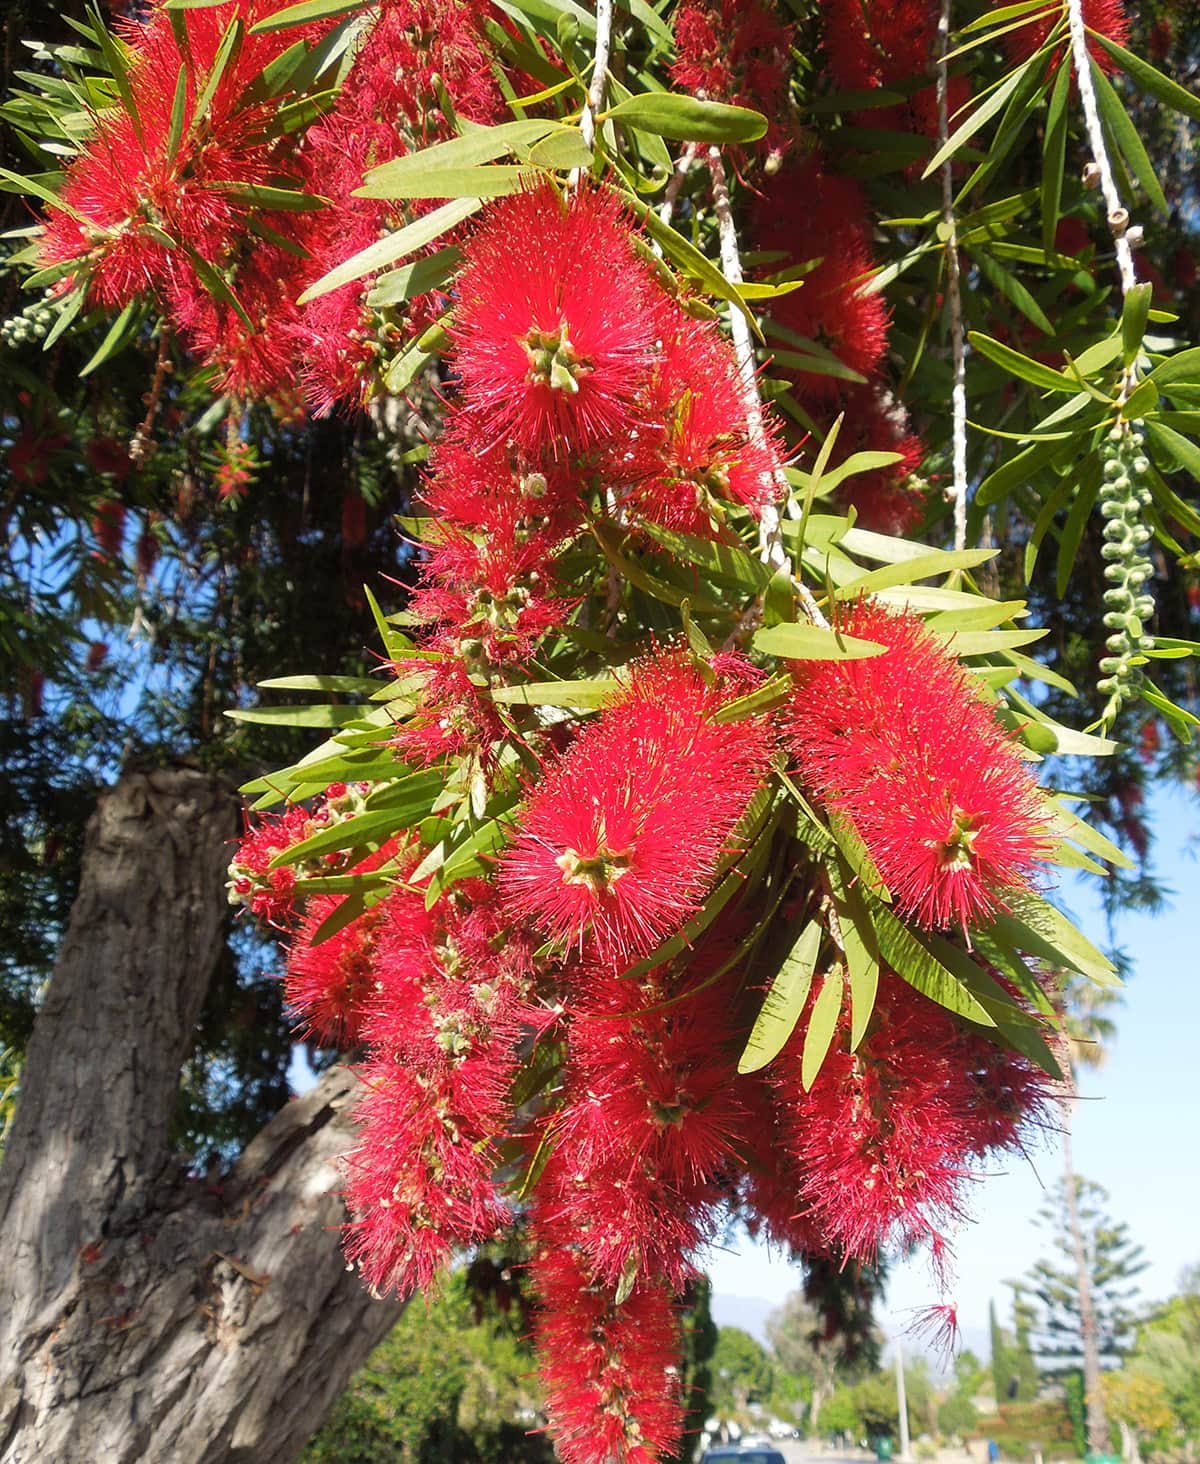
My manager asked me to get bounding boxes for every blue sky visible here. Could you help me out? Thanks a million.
[705,782,1200,1359]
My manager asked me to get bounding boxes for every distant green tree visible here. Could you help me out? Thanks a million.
[302,1272,551,1464]
[955,1350,987,1400]
[818,1387,862,1439]
[674,1277,718,1464]
[939,1392,979,1440]
[991,1300,1016,1404]
[711,1327,774,1413]
[1121,1264,1200,1447]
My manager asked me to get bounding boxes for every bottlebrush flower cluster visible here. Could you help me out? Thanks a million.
[40,0,502,408]
[752,155,927,535]
[213,174,1077,1463]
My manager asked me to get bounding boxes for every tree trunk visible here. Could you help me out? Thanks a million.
[0,766,402,1464]
[1061,1124,1108,1456]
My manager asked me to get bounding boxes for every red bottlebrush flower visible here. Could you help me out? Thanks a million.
[10,428,67,486]
[39,2,318,308]
[752,160,890,400]
[624,311,783,534]
[342,881,536,1298]
[227,802,313,927]
[671,0,795,158]
[389,656,509,769]
[285,898,387,1048]
[531,1244,685,1464]
[135,524,160,579]
[1003,0,1129,73]
[422,436,582,540]
[531,950,747,1292]
[784,601,1050,931]
[764,973,1054,1266]
[500,653,772,964]
[92,499,127,558]
[86,436,132,480]
[450,184,670,459]
[906,1302,962,1361]
[818,0,939,94]
[85,641,109,672]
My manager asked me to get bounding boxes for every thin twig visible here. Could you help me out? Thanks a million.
[937,0,968,552]
[578,0,614,154]
[1066,0,1138,309]
[705,145,829,628]
[659,140,699,227]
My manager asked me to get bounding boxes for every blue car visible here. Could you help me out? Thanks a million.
[699,1449,787,1464]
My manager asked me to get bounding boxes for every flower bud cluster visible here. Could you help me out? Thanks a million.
[1097,422,1156,718]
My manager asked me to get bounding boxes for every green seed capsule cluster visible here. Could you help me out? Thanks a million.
[1097,422,1155,719]
[1,295,57,349]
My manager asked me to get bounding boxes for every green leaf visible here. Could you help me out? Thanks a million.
[355,162,531,203]
[258,674,382,693]
[737,920,820,1074]
[835,547,997,598]
[0,165,86,221]
[627,198,758,331]
[1089,63,1167,216]
[358,120,560,196]
[976,434,1069,508]
[1055,452,1102,598]
[524,127,592,170]
[602,93,767,144]
[640,523,770,592]
[1047,799,1135,870]
[1145,420,1200,480]
[827,861,880,1050]
[923,56,1035,178]
[299,197,483,302]
[801,969,844,1091]
[204,182,329,211]
[868,900,994,1024]
[968,331,1076,391]
[986,894,1120,986]
[973,249,1054,336]
[190,16,242,136]
[752,623,886,661]
[1041,60,1070,256]
[78,297,140,377]
[489,678,616,709]
[367,246,460,307]
[1148,346,1200,389]
[1094,33,1200,125]
[248,0,366,32]
[1120,280,1154,369]
[225,703,369,728]
[712,674,792,724]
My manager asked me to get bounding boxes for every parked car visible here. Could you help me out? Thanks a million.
[699,1447,788,1464]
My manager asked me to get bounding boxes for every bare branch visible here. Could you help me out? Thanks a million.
[937,0,969,552]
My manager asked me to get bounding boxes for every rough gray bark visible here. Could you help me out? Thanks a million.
[0,766,402,1464]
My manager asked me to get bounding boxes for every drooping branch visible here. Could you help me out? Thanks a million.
[579,0,615,154]
[705,146,829,628]
[937,0,968,552]
[1066,0,1138,304]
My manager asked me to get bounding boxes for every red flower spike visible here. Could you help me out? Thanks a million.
[785,600,1050,932]
[501,652,772,964]
[285,899,386,1049]
[671,0,795,159]
[531,953,748,1292]
[764,973,1055,1267]
[450,184,670,460]
[624,311,783,534]
[531,1245,685,1464]
[342,881,538,1300]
